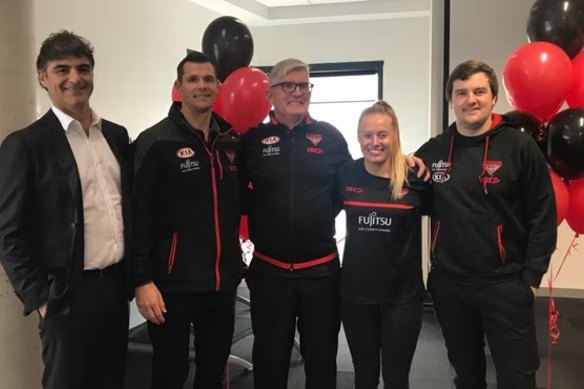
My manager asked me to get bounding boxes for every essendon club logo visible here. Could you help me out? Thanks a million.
[176,147,195,158]
[261,136,280,145]
[306,133,323,146]
[225,150,236,164]
[483,160,502,176]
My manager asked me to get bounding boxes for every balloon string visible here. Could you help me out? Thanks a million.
[554,233,579,281]
[547,261,560,389]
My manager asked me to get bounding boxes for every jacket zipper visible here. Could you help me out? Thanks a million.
[289,131,296,270]
[167,232,178,274]
[497,224,506,263]
[208,135,223,290]
[431,221,441,254]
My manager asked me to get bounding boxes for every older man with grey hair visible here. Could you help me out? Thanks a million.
[238,58,352,389]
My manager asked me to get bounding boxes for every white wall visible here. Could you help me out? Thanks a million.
[33,0,222,139]
[449,0,584,293]
[251,16,432,154]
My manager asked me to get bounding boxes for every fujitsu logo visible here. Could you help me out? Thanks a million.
[180,159,200,172]
[431,160,450,170]
[358,212,392,227]
[262,145,280,157]
[176,147,195,158]
[261,136,280,145]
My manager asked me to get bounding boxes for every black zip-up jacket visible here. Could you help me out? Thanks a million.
[132,103,242,292]
[416,114,557,287]
[238,113,352,276]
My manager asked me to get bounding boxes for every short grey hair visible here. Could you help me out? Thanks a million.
[269,58,310,87]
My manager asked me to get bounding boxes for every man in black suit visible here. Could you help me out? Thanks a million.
[0,30,131,389]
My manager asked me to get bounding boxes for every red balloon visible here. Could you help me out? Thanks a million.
[503,42,572,120]
[566,51,584,108]
[216,67,270,135]
[566,177,584,233]
[171,83,181,102]
[549,169,569,225]
[212,95,224,119]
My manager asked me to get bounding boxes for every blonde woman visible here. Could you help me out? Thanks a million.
[337,101,429,388]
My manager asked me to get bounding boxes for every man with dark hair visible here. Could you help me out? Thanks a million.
[132,50,242,389]
[416,59,557,389]
[0,30,132,389]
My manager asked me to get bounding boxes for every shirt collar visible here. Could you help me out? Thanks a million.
[51,105,101,132]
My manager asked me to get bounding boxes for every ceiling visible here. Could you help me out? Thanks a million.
[189,0,431,26]
[256,0,373,5]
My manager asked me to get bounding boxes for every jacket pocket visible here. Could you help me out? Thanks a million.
[431,215,504,274]
[167,232,178,274]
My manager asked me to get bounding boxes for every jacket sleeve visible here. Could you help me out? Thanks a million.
[332,128,353,216]
[0,133,49,315]
[132,132,160,287]
[520,139,557,288]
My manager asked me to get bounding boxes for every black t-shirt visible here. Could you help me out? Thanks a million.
[338,159,429,304]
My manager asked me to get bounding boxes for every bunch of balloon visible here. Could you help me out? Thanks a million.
[213,67,270,135]
[200,16,271,135]
[548,108,584,233]
[502,0,584,234]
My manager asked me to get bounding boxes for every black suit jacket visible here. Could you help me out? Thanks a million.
[0,109,132,316]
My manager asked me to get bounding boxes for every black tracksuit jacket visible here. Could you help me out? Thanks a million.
[132,103,242,292]
[416,114,557,287]
[237,113,353,276]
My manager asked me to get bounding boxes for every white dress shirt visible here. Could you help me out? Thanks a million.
[52,106,125,270]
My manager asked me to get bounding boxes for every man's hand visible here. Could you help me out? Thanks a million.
[405,155,430,182]
[37,303,48,319]
[135,282,167,325]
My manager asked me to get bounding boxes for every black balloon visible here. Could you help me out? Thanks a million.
[527,0,584,59]
[202,16,254,82]
[503,110,547,155]
[547,108,584,179]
